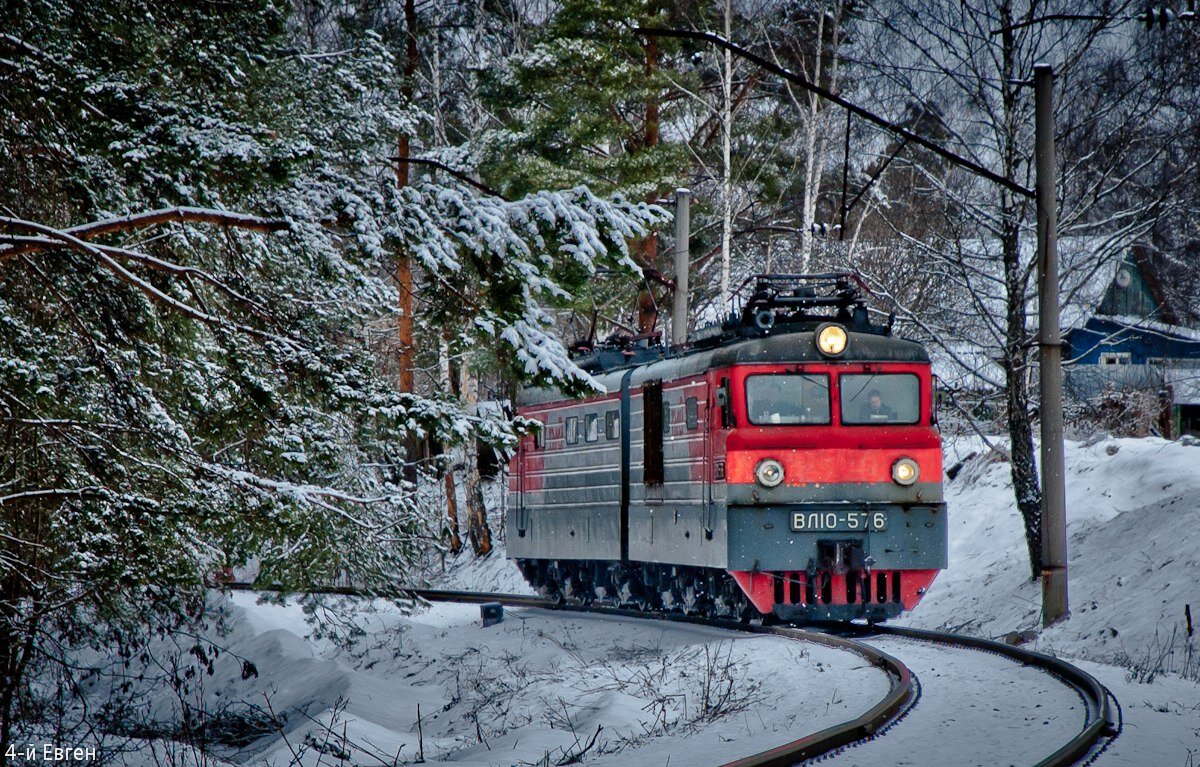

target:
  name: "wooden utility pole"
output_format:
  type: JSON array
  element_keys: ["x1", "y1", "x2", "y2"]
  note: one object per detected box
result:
[{"x1": 1034, "y1": 64, "x2": 1068, "y2": 626}]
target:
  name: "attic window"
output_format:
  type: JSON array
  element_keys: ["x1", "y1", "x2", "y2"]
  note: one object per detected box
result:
[{"x1": 1099, "y1": 352, "x2": 1131, "y2": 366}]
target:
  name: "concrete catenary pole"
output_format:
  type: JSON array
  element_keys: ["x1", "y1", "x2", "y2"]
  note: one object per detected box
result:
[
  {"x1": 672, "y1": 188, "x2": 692, "y2": 346},
  {"x1": 1034, "y1": 64, "x2": 1068, "y2": 626}
]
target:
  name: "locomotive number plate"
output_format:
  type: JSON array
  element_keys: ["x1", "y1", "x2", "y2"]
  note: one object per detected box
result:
[{"x1": 790, "y1": 510, "x2": 888, "y2": 532}]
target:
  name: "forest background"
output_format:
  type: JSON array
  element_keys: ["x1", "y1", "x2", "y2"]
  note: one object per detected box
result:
[{"x1": 1, "y1": 0, "x2": 1198, "y2": 757}]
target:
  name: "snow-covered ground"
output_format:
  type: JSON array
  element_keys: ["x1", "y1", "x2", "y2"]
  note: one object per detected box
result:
[
  {"x1": 112, "y1": 435, "x2": 1198, "y2": 765},
  {"x1": 898, "y1": 433, "x2": 1200, "y2": 765},
  {"x1": 122, "y1": 595, "x2": 888, "y2": 766}
]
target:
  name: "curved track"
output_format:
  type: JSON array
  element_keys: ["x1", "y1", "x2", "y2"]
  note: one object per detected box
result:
[
  {"x1": 225, "y1": 583, "x2": 1117, "y2": 766},
  {"x1": 850, "y1": 624, "x2": 1115, "y2": 767}
]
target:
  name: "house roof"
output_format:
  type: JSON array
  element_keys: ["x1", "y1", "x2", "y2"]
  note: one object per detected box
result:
[{"x1": 1084, "y1": 315, "x2": 1200, "y2": 344}]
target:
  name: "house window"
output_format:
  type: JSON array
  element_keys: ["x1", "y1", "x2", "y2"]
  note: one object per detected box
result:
[{"x1": 1099, "y1": 352, "x2": 1132, "y2": 366}]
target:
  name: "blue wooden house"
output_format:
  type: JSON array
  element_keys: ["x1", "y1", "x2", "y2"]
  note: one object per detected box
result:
[{"x1": 1063, "y1": 246, "x2": 1200, "y2": 435}]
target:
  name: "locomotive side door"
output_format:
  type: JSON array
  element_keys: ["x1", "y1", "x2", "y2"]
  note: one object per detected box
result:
[
  {"x1": 705, "y1": 375, "x2": 730, "y2": 549},
  {"x1": 516, "y1": 428, "x2": 527, "y2": 534},
  {"x1": 702, "y1": 381, "x2": 714, "y2": 537}
]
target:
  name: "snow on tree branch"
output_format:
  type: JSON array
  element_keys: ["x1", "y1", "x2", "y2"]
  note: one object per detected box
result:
[{"x1": 0, "y1": 206, "x2": 287, "y2": 261}]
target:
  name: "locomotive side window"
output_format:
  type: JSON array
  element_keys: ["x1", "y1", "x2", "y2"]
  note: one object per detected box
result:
[
  {"x1": 717, "y1": 378, "x2": 735, "y2": 428},
  {"x1": 643, "y1": 381, "x2": 664, "y2": 485},
  {"x1": 841, "y1": 373, "x2": 920, "y2": 424},
  {"x1": 584, "y1": 413, "x2": 599, "y2": 442},
  {"x1": 605, "y1": 410, "x2": 620, "y2": 439},
  {"x1": 685, "y1": 397, "x2": 699, "y2": 429},
  {"x1": 745, "y1": 374, "x2": 830, "y2": 425},
  {"x1": 565, "y1": 416, "x2": 579, "y2": 444}
]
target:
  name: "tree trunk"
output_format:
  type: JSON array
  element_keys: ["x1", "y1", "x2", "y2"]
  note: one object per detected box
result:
[
  {"x1": 0, "y1": 593, "x2": 20, "y2": 760},
  {"x1": 997, "y1": 1, "x2": 1042, "y2": 581},
  {"x1": 460, "y1": 366, "x2": 491, "y2": 556},
  {"x1": 720, "y1": 0, "x2": 733, "y2": 304},
  {"x1": 635, "y1": 29, "x2": 663, "y2": 337},
  {"x1": 397, "y1": 0, "x2": 417, "y2": 394},
  {"x1": 439, "y1": 335, "x2": 462, "y2": 554},
  {"x1": 1002, "y1": 247, "x2": 1043, "y2": 580},
  {"x1": 398, "y1": 0, "x2": 419, "y2": 484}
]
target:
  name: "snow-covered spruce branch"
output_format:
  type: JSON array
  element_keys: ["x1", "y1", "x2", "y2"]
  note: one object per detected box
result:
[
  {"x1": 0, "y1": 235, "x2": 277, "y2": 322},
  {"x1": 0, "y1": 217, "x2": 290, "y2": 343},
  {"x1": 200, "y1": 465, "x2": 405, "y2": 533},
  {"x1": 0, "y1": 487, "x2": 105, "y2": 506},
  {"x1": 95, "y1": 243, "x2": 276, "y2": 321},
  {"x1": 0, "y1": 206, "x2": 287, "y2": 261}
]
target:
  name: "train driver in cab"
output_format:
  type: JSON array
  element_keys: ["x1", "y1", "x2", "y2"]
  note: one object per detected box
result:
[{"x1": 859, "y1": 388, "x2": 897, "y2": 422}]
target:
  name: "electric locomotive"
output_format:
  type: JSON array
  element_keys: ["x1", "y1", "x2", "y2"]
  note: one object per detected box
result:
[{"x1": 506, "y1": 274, "x2": 946, "y2": 622}]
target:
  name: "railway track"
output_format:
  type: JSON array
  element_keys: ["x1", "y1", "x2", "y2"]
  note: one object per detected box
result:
[
  {"x1": 223, "y1": 583, "x2": 1117, "y2": 766},
  {"x1": 837, "y1": 624, "x2": 1118, "y2": 767}
]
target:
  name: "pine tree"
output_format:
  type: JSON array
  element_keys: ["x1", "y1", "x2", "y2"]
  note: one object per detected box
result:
[{"x1": 0, "y1": 0, "x2": 662, "y2": 750}]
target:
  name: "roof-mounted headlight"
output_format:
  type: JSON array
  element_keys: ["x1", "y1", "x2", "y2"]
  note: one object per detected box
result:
[{"x1": 815, "y1": 323, "x2": 848, "y2": 357}]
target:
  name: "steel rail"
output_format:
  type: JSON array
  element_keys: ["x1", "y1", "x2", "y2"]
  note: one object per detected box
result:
[
  {"x1": 824, "y1": 622, "x2": 1116, "y2": 767},
  {"x1": 224, "y1": 584, "x2": 915, "y2": 766}
]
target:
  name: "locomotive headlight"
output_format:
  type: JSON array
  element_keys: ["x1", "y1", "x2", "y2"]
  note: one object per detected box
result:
[
  {"x1": 754, "y1": 458, "x2": 785, "y2": 488},
  {"x1": 892, "y1": 457, "x2": 920, "y2": 486},
  {"x1": 815, "y1": 323, "x2": 848, "y2": 357}
]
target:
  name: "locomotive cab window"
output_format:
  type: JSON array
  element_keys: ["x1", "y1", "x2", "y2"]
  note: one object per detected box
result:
[
  {"x1": 746, "y1": 374, "x2": 830, "y2": 425},
  {"x1": 841, "y1": 374, "x2": 920, "y2": 425}
]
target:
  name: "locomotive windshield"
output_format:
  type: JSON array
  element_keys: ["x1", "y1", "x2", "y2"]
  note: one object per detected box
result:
[
  {"x1": 746, "y1": 374, "x2": 830, "y2": 425},
  {"x1": 841, "y1": 374, "x2": 920, "y2": 424}
]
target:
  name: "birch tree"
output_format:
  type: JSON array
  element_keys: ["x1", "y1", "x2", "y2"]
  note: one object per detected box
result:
[{"x1": 849, "y1": 0, "x2": 1194, "y2": 577}]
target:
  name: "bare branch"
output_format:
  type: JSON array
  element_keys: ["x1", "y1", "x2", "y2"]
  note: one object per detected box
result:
[{"x1": 0, "y1": 206, "x2": 287, "y2": 261}]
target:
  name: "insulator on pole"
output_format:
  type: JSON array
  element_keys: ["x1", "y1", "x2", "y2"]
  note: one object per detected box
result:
[{"x1": 1144, "y1": 6, "x2": 1178, "y2": 29}]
